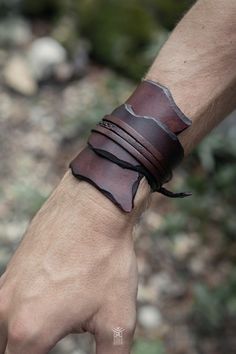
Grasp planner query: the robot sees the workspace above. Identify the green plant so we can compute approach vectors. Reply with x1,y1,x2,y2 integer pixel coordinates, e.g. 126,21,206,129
133,338,166,354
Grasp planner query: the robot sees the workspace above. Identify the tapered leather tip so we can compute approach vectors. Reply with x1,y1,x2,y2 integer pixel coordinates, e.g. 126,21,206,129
70,147,142,212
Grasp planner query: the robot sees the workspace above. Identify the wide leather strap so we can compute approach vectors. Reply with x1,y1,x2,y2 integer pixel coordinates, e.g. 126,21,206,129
70,147,142,211
126,79,191,134
70,80,192,212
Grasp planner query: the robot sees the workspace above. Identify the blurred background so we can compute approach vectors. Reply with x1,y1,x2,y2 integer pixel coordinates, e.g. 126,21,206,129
0,0,235,353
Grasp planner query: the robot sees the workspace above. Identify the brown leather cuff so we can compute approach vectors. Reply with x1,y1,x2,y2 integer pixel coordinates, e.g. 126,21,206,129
70,80,192,212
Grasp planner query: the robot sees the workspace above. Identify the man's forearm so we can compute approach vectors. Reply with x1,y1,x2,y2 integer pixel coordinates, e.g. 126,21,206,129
70,0,236,213
146,0,236,154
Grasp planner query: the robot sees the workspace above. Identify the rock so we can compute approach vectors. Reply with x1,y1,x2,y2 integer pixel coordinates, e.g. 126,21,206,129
138,305,162,329
137,283,157,303
148,272,172,297
148,272,187,299
53,41,89,81
3,56,37,96
0,17,32,47
173,233,199,260
54,62,74,82
28,37,67,81
145,211,163,230
0,221,28,243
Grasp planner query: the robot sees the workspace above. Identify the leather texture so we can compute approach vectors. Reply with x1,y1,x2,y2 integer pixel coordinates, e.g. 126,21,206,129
126,80,191,134
70,147,141,211
70,80,192,212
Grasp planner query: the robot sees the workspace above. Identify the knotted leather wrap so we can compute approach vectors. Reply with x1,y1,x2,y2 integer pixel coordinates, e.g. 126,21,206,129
70,80,192,212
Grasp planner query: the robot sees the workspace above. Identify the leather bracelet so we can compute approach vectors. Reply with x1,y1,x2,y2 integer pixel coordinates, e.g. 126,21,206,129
70,80,192,212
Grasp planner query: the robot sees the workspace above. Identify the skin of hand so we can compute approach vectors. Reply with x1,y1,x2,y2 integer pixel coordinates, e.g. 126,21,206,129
0,171,151,354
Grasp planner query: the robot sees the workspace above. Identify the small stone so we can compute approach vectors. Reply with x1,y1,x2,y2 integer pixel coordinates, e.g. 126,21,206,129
28,37,67,81
137,283,157,303
3,56,37,96
148,272,186,299
173,233,199,260
138,305,162,329
148,272,171,296
0,221,28,243
190,256,205,274
145,211,163,230
0,17,32,46
54,62,74,82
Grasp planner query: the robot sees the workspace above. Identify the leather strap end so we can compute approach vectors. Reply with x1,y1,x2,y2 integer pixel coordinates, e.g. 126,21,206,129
70,147,143,212
126,79,192,134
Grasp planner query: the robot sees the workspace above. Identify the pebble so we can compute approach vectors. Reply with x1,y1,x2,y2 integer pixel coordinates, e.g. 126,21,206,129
3,56,37,96
0,17,32,46
28,37,67,81
138,305,162,329
173,233,199,260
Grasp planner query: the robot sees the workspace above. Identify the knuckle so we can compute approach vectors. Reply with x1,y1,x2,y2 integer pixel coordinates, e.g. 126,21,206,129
8,312,41,345
8,321,31,344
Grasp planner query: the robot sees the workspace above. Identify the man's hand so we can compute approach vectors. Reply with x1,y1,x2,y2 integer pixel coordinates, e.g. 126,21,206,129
0,171,150,354
1,0,235,352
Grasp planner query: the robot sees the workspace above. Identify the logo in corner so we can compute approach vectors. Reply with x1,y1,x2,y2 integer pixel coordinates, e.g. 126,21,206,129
112,327,125,345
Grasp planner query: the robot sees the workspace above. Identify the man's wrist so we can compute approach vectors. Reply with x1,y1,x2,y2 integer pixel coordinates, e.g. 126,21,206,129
60,171,151,232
